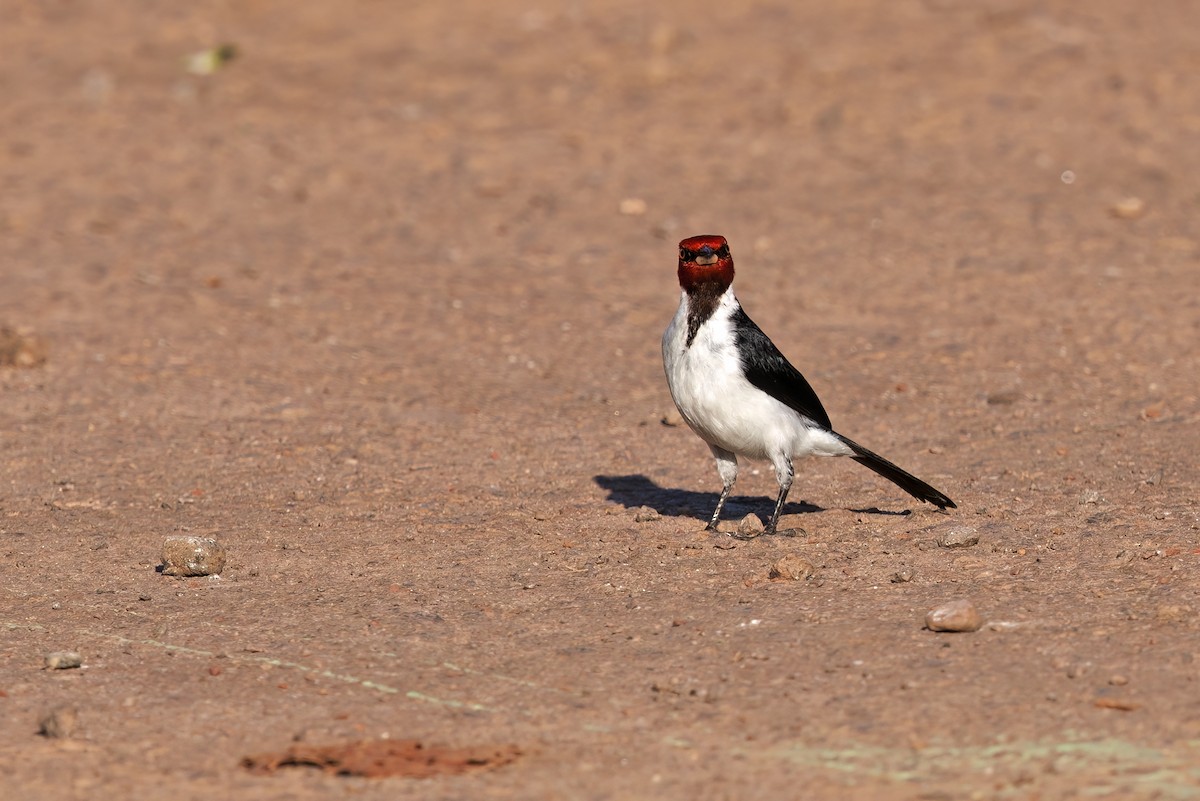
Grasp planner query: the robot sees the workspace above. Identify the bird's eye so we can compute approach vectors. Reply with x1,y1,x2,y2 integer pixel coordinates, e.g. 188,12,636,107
679,248,691,260
716,245,729,258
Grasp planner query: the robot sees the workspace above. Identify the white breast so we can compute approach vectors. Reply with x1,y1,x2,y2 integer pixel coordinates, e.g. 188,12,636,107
662,289,850,462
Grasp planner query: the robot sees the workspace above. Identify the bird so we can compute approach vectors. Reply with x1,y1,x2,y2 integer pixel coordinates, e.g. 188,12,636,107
662,234,955,535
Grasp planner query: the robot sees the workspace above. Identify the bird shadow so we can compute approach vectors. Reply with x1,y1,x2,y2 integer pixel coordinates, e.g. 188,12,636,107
593,474,912,523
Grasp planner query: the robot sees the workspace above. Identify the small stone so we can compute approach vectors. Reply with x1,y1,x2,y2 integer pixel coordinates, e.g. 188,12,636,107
937,527,979,549
985,389,1020,405
161,536,227,577
924,600,983,632
185,44,238,76
1110,196,1146,220
737,514,765,537
1155,604,1189,623
1094,697,1139,712
38,706,79,738
1108,674,1129,686
769,554,814,581
634,507,660,523
618,197,647,215
661,408,684,427
0,327,48,368
1065,662,1092,679
890,569,916,583
44,651,83,670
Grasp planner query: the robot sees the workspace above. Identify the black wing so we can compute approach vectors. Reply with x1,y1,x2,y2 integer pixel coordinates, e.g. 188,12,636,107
731,306,832,430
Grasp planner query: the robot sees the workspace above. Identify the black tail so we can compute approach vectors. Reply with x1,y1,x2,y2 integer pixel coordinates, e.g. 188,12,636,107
834,433,956,510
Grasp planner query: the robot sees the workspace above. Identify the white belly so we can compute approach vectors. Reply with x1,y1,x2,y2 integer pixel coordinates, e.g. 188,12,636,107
662,291,849,462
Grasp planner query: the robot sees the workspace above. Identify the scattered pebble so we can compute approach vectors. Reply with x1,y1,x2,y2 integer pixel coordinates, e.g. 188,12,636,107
186,44,238,76
38,706,79,738
890,569,915,583
44,651,83,670
1108,674,1129,686
161,536,227,577
985,389,1020,406
661,408,684,427
1110,196,1146,220
924,600,983,632
937,527,979,549
1155,604,1189,623
634,507,660,523
1094,697,1139,712
987,620,1025,631
737,514,765,537
618,197,647,216
1066,662,1092,679
769,554,814,581
0,327,48,368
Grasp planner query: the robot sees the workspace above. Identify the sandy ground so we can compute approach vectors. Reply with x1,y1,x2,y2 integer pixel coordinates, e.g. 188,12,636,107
2,1,1199,798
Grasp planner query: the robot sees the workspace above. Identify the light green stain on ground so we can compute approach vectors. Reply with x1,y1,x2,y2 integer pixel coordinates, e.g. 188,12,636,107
760,737,1200,798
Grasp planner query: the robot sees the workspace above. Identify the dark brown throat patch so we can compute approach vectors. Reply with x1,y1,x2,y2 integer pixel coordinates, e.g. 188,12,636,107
684,281,725,348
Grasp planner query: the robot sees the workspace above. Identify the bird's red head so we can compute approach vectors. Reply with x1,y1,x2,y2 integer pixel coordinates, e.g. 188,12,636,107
677,234,734,292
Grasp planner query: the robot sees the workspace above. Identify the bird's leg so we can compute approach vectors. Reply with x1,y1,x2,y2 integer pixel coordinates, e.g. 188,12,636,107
706,484,733,531
706,446,739,532
765,458,794,535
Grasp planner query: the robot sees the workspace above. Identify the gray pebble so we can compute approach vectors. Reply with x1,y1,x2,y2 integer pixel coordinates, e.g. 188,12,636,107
937,527,979,549
891,569,916,583
45,651,83,670
925,599,983,632
160,536,227,576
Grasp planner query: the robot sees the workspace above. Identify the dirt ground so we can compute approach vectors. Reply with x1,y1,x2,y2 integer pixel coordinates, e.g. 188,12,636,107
2,1,1199,798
